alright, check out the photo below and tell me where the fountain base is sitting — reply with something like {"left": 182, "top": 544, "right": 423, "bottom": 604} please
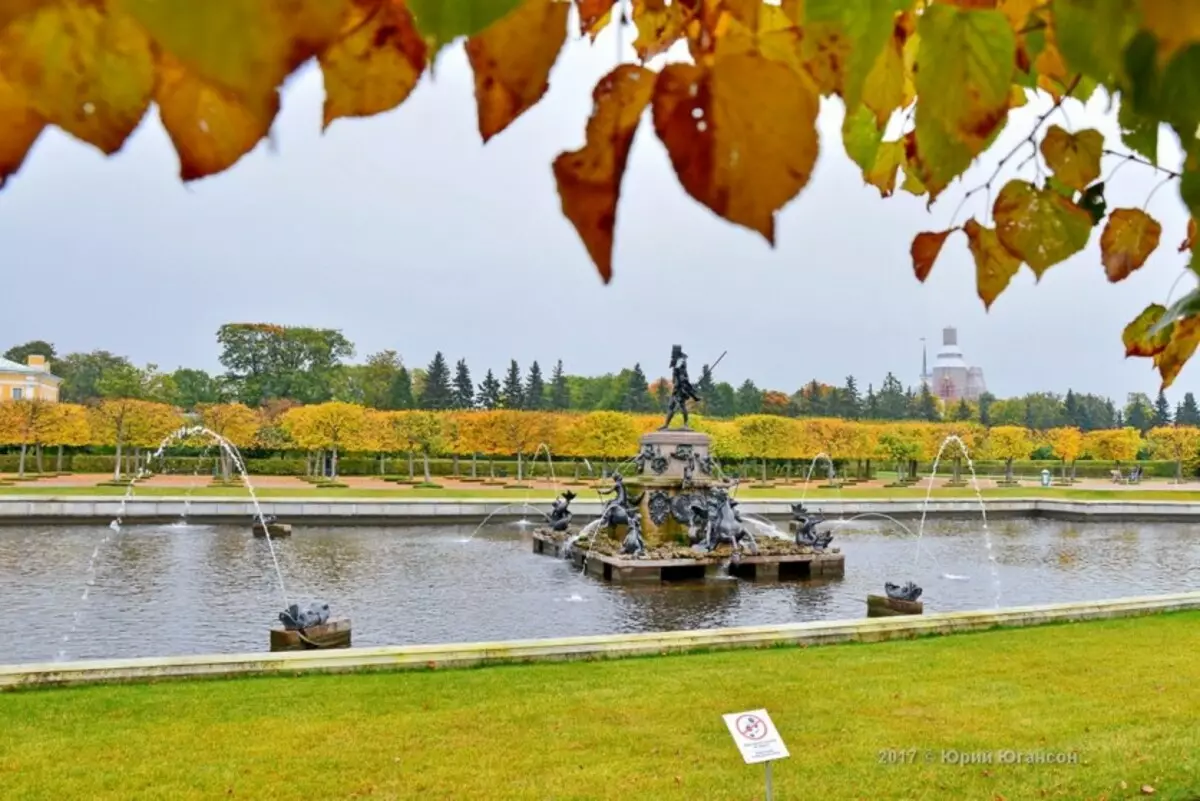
{"left": 866, "top": 595, "right": 924, "bottom": 617}
{"left": 269, "top": 618, "right": 352, "bottom": 651}
{"left": 533, "top": 530, "right": 844, "bottom": 583}
{"left": 253, "top": 521, "right": 292, "bottom": 538}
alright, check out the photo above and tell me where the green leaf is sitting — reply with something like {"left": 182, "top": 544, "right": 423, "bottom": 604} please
{"left": 1158, "top": 45, "right": 1200, "bottom": 146}
{"left": 841, "top": 104, "right": 882, "bottom": 172}
{"left": 1118, "top": 94, "right": 1159, "bottom": 163}
{"left": 405, "top": 0, "right": 524, "bottom": 50}
{"left": 915, "top": 5, "right": 1014, "bottom": 150}
{"left": 1124, "top": 303, "right": 1172, "bottom": 356}
{"left": 1045, "top": 175, "right": 1076, "bottom": 199}
{"left": 804, "top": 0, "right": 903, "bottom": 115}
{"left": 993, "top": 179, "right": 1093, "bottom": 278}
{"left": 1053, "top": 0, "right": 1139, "bottom": 87}
{"left": 1151, "top": 287, "right": 1200, "bottom": 336}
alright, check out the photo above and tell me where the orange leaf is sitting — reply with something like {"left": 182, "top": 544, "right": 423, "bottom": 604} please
{"left": 319, "top": 0, "right": 427, "bottom": 128}
{"left": 553, "top": 65, "right": 656, "bottom": 283}
{"left": 1154, "top": 317, "right": 1200, "bottom": 390}
{"left": 0, "top": 1, "right": 153, "bottom": 154}
{"left": 466, "top": 0, "right": 569, "bottom": 142}
{"left": 1179, "top": 218, "right": 1196, "bottom": 253}
{"left": 1100, "top": 208, "right": 1162, "bottom": 282}
{"left": 155, "top": 52, "right": 279, "bottom": 181}
{"left": 964, "top": 219, "right": 1020, "bottom": 310}
{"left": 632, "top": 0, "right": 694, "bottom": 62}
{"left": 1039, "top": 125, "right": 1104, "bottom": 192}
{"left": 578, "top": 0, "right": 615, "bottom": 38}
{"left": 1122, "top": 303, "right": 1171, "bottom": 358}
{"left": 0, "top": 71, "right": 43, "bottom": 187}
{"left": 911, "top": 230, "right": 956, "bottom": 283}
{"left": 653, "top": 53, "right": 820, "bottom": 244}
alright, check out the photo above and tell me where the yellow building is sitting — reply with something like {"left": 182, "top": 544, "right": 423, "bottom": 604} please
{"left": 0, "top": 355, "right": 61, "bottom": 401}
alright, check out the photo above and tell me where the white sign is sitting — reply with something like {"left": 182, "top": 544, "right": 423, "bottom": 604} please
{"left": 722, "top": 708, "right": 790, "bottom": 765}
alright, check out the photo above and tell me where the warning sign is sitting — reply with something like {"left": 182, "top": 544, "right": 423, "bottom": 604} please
{"left": 722, "top": 708, "right": 789, "bottom": 765}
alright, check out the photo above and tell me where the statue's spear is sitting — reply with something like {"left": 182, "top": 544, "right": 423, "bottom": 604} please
{"left": 708, "top": 350, "right": 728, "bottom": 375}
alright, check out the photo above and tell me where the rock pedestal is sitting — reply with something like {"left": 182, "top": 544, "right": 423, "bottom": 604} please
{"left": 269, "top": 618, "right": 352, "bottom": 651}
{"left": 626, "top": 428, "right": 719, "bottom": 547}
{"left": 866, "top": 596, "right": 924, "bottom": 617}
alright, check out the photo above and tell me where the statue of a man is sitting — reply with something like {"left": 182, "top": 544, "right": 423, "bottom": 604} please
{"left": 661, "top": 344, "right": 701, "bottom": 429}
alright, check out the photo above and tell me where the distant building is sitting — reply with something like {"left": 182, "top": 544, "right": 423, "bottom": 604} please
{"left": 920, "top": 327, "right": 986, "bottom": 403}
{"left": 0, "top": 355, "right": 61, "bottom": 401}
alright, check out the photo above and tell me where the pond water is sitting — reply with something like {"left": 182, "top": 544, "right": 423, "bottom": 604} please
{"left": 0, "top": 517, "right": 1197, "bottom": 665}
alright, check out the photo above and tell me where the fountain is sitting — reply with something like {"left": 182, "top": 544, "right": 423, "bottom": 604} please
{"left": 532, "top": 345, "right": 846, "bottom": 583}
{"left": 868, "top": 581, "right": 925, "bottom": 617}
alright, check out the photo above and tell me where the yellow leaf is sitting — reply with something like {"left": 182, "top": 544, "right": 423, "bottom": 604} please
{"left": 116, "top": 0, "right": 350, "bottom": 105}
{"left": 652, "top": 53, "right": 820, "bottom": 243}
{"left": 911, "top": 229, "right": 955, "bottom": 283}
{"left": 865, "top": 139, "right": 904, "bottom": 197}
{"left": 0, "top": 71, "right": 43, "bottom": 186}
{"left": 992, "top": 179, "right": 1092, "bottom": 278}
{"left": 1154, "top": 317, "right": 1200, "bottom": 390}
{"left": 1123, "top": 303, "right": 1171, "bottom": 357}
{"left": 0, "top": 1, "right": 153, "bottom": 154}
{"left": 1009, "top": 84, "right": 1028, "bottom": 108}
{"left": 700, "top": 2, "right": 802, "bottom": 73}
{"left": 964, "top": 218, "right": 1020, "bottom": 310}
{"left": 632, "top": 0, "right": 693, "bottom": 62}
{"left": 997, "top": 0, "right": 1038, "bottom": 29}
{"left": 1180, "top": 218, "right": 1197, "bottom": 253}
{"left": 155, "top": 52, "right": 279, "bottom": 181}
{"left": 466, "top": 0, "right": 568, "bottom": 142}
{"left": 1140, "top": 0, "right": 1200, "bottom": 65}
{"left": 860, "top": 17, "right": 908, "bottom": 126}
{"left": 0, "top": 0, "right": 40, "bottom": 32}
{"left": 1039, "top": 125, "right": 1103, "bottom": 192}
{"left": 1100, "top": 208, "right": 1162, "bottom": 282}
{"left": 578, "top": 0, "right": 615, "bottom": 38}
{"left": 319, "top": 0, "right": 427, "bottom": 128}
{"left": 553, "top": 65, "right": 656, "bottom": 283}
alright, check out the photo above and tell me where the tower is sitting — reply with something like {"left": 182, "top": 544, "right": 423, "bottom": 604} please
{"left": 919, "top": 337, "right": 930, "bottom": 388}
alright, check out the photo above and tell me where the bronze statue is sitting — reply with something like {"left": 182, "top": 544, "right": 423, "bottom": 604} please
{"left": 885, "top": 581, "right": 922, "bottom": 602}
{"left": 660, "top": 344, "right": 701, "bottom": 430}
{"left": 547, "top": 490, "right": 577, "bottom": 532}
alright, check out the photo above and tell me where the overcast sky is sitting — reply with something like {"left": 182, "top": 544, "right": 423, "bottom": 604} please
{"left": 0, "top": 27, "right": 1193, "bottom": 401}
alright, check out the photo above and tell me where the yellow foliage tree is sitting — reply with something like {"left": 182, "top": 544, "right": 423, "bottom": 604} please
{"left": 281, "top": 402, "right": 368, "bottom": 478}
{"left": 1083, "top": 428, "right": 1143, "bottom": 473}
{"left": 199, "top": 402, "right": 262, "bottom": 481}
{"left": 89, "top": 398, "right": 180, "bottom": 480}
{"left": 1045, "top": 427, "right": 1083, "bottom": 483}
{"left": 981, "top": 425, "right": 1033, "bottom": 484}
{"left": 571, "top": 411, "right": 638, "bottom": 470}
{"left": 391, "top": 410, "right": 443, "bottom": 483}
{"left": 0, "top": 399, "right": 57, "bottom": 476}
{"left": 1146, "top": 426, "right": 1200, "bottom": 483}
{"left": 735, "top": 414, "right": 795, "bottom": 483}
{"left": 41, "top": 403, "right": 91, "bottom": 474}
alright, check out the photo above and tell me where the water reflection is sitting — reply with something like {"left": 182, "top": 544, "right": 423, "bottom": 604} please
{"left": 0, "top": 517, "right": 1195, "bottom": 665}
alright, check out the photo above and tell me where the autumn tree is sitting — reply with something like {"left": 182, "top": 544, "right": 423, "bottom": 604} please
{"left": 89, "top": 399, "right": 180, "bottom": 479}
{"left": 0, "top": 399, "right": 57, "bottom": 476}
{"left": 391, "top": 410, "right": 443, "bottom": 483}
{"left": 1146, "top": 426, "right": 1200, "bottom": 483}
{"left": 735, "top": 415, "right": 795, "bottom": 482}
{"left": 570, "top": 411, "right": 638, "bottom": 470}
{"left": 1046, "top": 426, "right": 1084, "bottom": 483}
{"left": 981, "top": 425, "right": 1033, "bottom": 484}
{"left": 199, "top": 402, "right": 263, "bottom": 482}
{"left": 281, "top": 402, "right": 368, "bottom": 479}
{"left": 1083, "top": 428, "right": 1143, "bottom": 470}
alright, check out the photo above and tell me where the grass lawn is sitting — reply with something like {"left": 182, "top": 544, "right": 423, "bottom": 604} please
{"left": 2, "top": 613, "right": 1197, "bottom": 800}
{"left": 5, "top": 483, "right": 1200, "bottom": 502}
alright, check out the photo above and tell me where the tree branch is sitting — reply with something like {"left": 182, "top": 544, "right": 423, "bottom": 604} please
{"left": 1101, "top": 149, "right": 1182, "bottom": 180}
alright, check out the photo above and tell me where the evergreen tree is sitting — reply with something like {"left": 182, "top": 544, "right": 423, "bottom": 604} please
{"left": 418, "top": 351, "right": 453, "bottom": 409}
{"left": 549, "top": 359, "right": 570, "bottom": 410}
{"left": 1153, "top": 389, "right": 1172, "bottom": 427}
{"left": 978, "top": 392, "right": 994, "bottom": 427}
{"left": 524, "top": 361, "right": 545, "bottom": 409}
{"left": 903, "top": 387, "right": 917, "bottom": 419}
{"left": 1105, "top": 398, "right": 1118, "bottom": 429}
{"left": 1023, "top": 399, "right": 1035, "bottom": 430}
{"left": 735, "top": 379, "right": 763, "bottom": 415}
{"left": 709, "top": 382, "right": 736, "bottom": 417}
{"left": 954, "top": 398, "right": 972, "bottom": 420}
{"left": 841, "top": 376, "right": 861, "bottom": 419}
{"left": 624, "top": 363, "right": 652, "bottom": 412}
{"left": 386, "top": 366, "right": 413, "bottom": 410}
{"left": 1126, "top": 400, "right": 1149, "bottom": 432}
{"left": 918, "top": 385, "right": 940, "bottom": 421}
{"left": 452, "top": 358, "right": 474, "bottom": 409}
{"left": 1178, "top": 392, "right": 1200, "bottom": 425}
{"left": 877, "top": 373, "right": 907, "bottom": 419}
{"left": 1115, "top": 409, "right": 1125, "bottom": 428}
{"left": 501, "top": 360, "right": 524, "bottom": 409}
{"left": 805, "top": 379, "right": 825, "bottom": 416}
{"left": 697, "top": 364, "right": 715, "bottom": 396}
{"left": 1064, "top": 389, "right": 1080, "bottom": 426}
{"left": 864, "top": 384, "right": 879, "bottom": 419}
{"left": 477, "top": 369, "right": 501, "bottom": 409}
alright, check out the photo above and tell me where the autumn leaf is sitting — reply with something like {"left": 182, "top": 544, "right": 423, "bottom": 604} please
{"left": 1180, "top": 218, "right": 1196, "bottom": 253}
{"left": 993, "top": 180, "right": 1092, "bottom": 277}
{"left": 117, "top": 0, "right": 349, "bottom": 105}
{"left": 319, "top": 0, "right": 428, "bottom": 128}
{"left": 1054, "top": 0, "right": 1139, "bottom": 86}
{"left": 911, "top": 229, "right": 955, "bottom": 283}
{"left": 964, "top": 218, "right": 1021, "bottom": 309}
{"left": 858, "top": 10, "right": 915, "bottom": 126}
{"left": 632, "top": 0, "right": 694, "bottom": 62}
{"left": 578, "top": 0, "right": 615, "bottom": 38}
{"left": 653, "top": 53, "right": 819, "bottom": 244}
{"left": 842, "top": 104, "right": 902, "bottom": 197}
{"left": 466, "top": 0, "right": 568, "bottom": 142}
{"left": 553, "top": 65, "right": 655, "bottom": 283}
{"left": 1154, "top": 317, "right": 1200, "bottom": 389}
{"left": 1123, "top": 303, "right": 1172, "bottom": 357}
{"left": 0, "top": 71, "right": 43, "bottom": 186}
{"left": 800, "top": 1, "right": 905, "bottom": 116}
{"left": 154, "top": 52, "right": 279, "bottom": 181}
{"left": 1039, "top": 125, "right": 1103, "bottom": 192}
{"left": 1139, "top": 0, "right": 1200, "bottom": 66}
{"left": 1100, "top": 208, "right": 1162, "bottom": 282}
{"left": 698, "top": 2, "right": 801, "bottom": 73}
{"left": 0, "top": 2, "right": 154, "bottom": 154}
{"left": 1119, "top": 95, "right": 1159, "bottom": 163}
{"left": 405, "top": 0, "right": 525, "bottom": 50}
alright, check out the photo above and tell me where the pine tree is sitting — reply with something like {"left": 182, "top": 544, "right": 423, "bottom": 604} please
{"left": 501, "top": 360, "right": 524, "bottom": 409}
{"left": 1153, "top": 389, "right": 1172, "bottom": 427}
{"left": 1064, "top": 389, "right": 1080, "bottom": 426}
{"left": 419, "top": 351, "right": 453, "bottom": 409}
{"left": 1126, "top": 401, "right": 1148, "bottom": 432}
{"left": 903, "top": 387, "right": 917, "bottom": 419}
{"left": 386, "top": 366, "right": 413, "bottom": 410}
{"left": 954, "top": 398, "right": 972, "bottom": 420}
{"left": 477, "top": 369, "right": 501, "bottom": 409}
{"left": 841, "top": 376, "right": 861, "bottom": 419}
{"left": 978, "top": 392, "right": 993, "bottom": 426}
{"left": 918, "top": 385, "right": 940, "bottom": 421}
{"left": 865, "top": 384, "right": 879, "bottom": 419}
{"left": 452, "top": 359, "right": 474, "bottom": 409}
{"left": 696, "top": 364, "right": 715, "bottom": 414}
{"left": 805, "top": 379, "right": 825, "bottom": 416}
{"left": 735, "top": 379, "right": 762, "bottom": 415}
{"left": 1178, "top": 392, "right": 1200, "bottom": 425}
{"left": 877, "top": 373, "right": 906, "bottom": 419}
{"left": 524, "top": 361, "right": 545, "bottom": 409}
{"left": 624, "top": 363, "right": 651, "bottom": 412}
{"left": 549, "top": 359, "right": 570, "bottom": 410}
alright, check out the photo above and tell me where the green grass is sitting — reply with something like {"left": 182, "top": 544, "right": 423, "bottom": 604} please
{"left": 3, "top": 483, "right": 1200, "bottom": 502}
{"left": 2, "top": 613, "right": 1198, "bottom": 800}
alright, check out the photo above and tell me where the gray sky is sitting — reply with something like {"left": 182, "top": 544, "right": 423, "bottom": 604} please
{"left": 0, "top": 30, "right": 1193, "bottom": 401}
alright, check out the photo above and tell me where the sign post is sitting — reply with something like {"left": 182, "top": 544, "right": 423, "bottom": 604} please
{"left": 722, "top": 708, "right": 789, "bottom": 800}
